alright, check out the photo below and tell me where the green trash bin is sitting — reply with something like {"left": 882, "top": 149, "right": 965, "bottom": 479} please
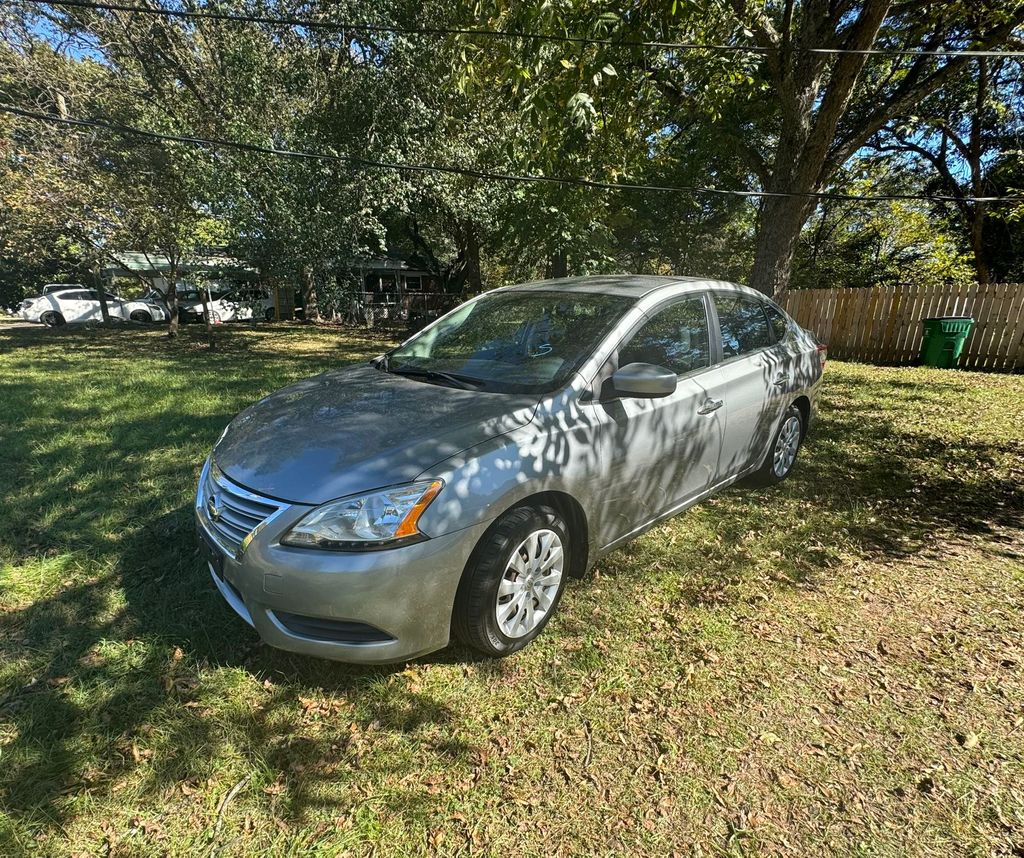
{"left": 919, "top": 316, "right": 974, "bottom": 368}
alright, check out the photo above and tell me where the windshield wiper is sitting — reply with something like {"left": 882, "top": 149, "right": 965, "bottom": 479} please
{"left": 387, "top": 366, "right": 484, "bottom": 390}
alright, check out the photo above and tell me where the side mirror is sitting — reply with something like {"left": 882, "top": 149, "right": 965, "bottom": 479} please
{"left": 611, "top": 362, "right": 677, "bottom": 399}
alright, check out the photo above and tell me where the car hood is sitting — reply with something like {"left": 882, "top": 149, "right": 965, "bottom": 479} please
{"left": 213, "top": 364, "right": 539, "bottom": 505}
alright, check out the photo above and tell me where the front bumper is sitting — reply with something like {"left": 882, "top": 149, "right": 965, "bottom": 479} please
{"left": 195, "top": 463, "right": 487, "bottom": 663}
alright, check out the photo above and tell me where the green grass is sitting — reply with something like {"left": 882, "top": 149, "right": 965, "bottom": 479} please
{"left": 1, "top": 322, "right": 1022, "bottom": 856}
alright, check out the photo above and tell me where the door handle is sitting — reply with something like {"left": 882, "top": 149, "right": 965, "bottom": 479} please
{"left": 698, "top": 398, "right": 724, "bottom": 415}
{"left": 773, "top": 375, "right": 791, "bottom": 386}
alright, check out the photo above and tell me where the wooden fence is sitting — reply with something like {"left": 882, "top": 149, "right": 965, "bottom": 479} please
{"left": 781, "top": 283, "right": 1024, "bottom": 370}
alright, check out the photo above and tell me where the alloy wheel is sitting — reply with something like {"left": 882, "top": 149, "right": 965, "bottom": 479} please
{"left": 495, "top": 528, "right": 564, "bottom": 638}
{"left": 773, "top": 415, "right": 801, "bottom": 477}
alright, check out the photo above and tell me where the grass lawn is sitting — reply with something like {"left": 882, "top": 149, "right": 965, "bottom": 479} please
{"left": 1, "top": 322, "right": 1022, "bottom": 857}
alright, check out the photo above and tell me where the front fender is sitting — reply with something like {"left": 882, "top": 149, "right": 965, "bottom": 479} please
{"left": 415, "top": 394, "right": 602, "bottom": 562}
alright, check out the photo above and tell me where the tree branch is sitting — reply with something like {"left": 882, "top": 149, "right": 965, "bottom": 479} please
{"left": 826, "top": 13, "right": 1024, "bottom": 173}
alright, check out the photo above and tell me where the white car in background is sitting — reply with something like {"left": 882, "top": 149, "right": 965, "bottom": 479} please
{"left": 193, "top": 288, "right": 275, "bottom": 323}
{"left": 17, "top": 287, "right": 170, "bottom": 326}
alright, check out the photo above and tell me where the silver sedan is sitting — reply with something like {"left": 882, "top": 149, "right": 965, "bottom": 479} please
{"left": 196, "top": 275, "right": 824, "bottom": 662}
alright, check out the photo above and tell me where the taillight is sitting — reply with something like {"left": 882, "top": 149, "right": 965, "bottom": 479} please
{"left": 816, "top": 343, "right": 828, "bottom": 369}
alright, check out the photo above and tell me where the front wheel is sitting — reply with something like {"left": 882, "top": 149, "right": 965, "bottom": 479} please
{"left": 129, "top": 309, "right": 152, "bottom": 323}
{"left": 453, "top": 505, "right": 570, "bottom": 657}
{"left": 748, "top": 404, "right": 804, "bottom": 486}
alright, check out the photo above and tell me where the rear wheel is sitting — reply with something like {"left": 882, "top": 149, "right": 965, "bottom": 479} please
{"left": 748, "top": 404, "right": 804, "bottom": 486}
{"left": 453, "top": 505, "right": 569, "bottom": 657}
{"left": 40, "top": 311, "right": 65, "bottom": 327}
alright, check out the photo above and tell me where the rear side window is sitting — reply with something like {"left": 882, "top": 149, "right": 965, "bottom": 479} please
{"left": 619, "top": 296, "right": 711, "bottom": 375}
{"left": 715, "top": 294, "right": 772, "bottom": 358}
{"left": 764, "top": 302, "right": 791, "bottom": 342}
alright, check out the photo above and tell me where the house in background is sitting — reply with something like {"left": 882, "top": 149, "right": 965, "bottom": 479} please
{"left": 350, "top": 254, "right": 454, "bottom": 322}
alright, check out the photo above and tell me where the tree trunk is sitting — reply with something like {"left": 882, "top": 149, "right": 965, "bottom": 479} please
{"left": 166, "top": 267, "right": 180, "bottom": 338}
{"left": 301, "top": 264, "right": 320, "bottom": 322}
{"left": 94, "top": 265, "right": 111, "bottom": 322}
{"left": 198, "top": 282, "right": 216, "bottom": 349}
{"left": 969, "top": 204, "right": 991, "bottom": 286}
{"left": 748, "top": 193, "right": 818, "bottom": 299}
{"left": 549, "top": 250, "right": 568, "bottom": 279}
{"left": 463, "top": 230, "right": 482, "bottom": 294}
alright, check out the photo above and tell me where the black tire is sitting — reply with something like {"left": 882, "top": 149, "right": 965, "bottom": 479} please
{"left": 748, "top": 403, "right": 804, "bottom": 487}
{"left": 129, "top": 309, "right": 152, "bottom": 323}
{"left": 453, "top": 504, "right": 570, "bottom": 657}
{"left": 264, "top": 307, "right": 276, "bottom": 322}
{"left": 41, "top": 311, "right": 65, "bottom": 327}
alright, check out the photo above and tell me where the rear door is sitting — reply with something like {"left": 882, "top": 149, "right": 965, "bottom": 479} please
{"left": 703, "top": 292, "right": 786, "bottom": 479}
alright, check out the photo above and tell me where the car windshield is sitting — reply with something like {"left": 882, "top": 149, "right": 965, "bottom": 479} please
{"left": 386, "top": 290, "right": 634, "bottom": 394}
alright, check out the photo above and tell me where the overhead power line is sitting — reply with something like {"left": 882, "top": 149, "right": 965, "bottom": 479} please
{"left": 3, "top": 104, "right": 1024, "bottom": 205}
{"left": 19, "top": 0, "right": 1024, "bottom": 58}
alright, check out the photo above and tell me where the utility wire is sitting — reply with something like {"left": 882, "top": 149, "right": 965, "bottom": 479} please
{"left": 3, "top": 104, "right": 1024, "bottom": 204}
{"left": 18, "top": 0, "right": 1024, "bottom": 58}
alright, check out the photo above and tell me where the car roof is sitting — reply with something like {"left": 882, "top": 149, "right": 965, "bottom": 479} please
{"left": 497, "top": 274, "right": 762, "bottom": 299}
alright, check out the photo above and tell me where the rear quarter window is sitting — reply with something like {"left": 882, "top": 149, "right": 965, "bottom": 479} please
{"left": 763, "top": 303, "right": 791, "bottom": 342}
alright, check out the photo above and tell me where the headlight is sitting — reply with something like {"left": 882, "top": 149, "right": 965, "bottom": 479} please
{"left": 281, "top": 480, "right": 444, "bottom": 550}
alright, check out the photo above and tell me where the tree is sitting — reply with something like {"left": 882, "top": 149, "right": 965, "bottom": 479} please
{"left": 871, "top": 52, "right": 1024, "bottom": 284}
{"left": 463, "top": 1, "right": 1024, "bottom": 296}
{"left": 720, "top": 1, "right": 1024, "bottom": 296}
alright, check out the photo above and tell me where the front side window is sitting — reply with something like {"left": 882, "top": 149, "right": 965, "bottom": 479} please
{"left": 715, "top": 294, "right": 772, "bottom": 358}
{"left": 618, "top": 296, "right": 711, "bottom": 375}
{"left": 387, "top": 290, "right": 634, "bottom": 394}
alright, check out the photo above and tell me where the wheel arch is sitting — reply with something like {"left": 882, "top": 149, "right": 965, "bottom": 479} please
{"left": 791, "top": 395, "right": 811, "bottom": 438}
{"left": 463, "top": 490, "right": 591, "bottom": 581}
{"left": 514, "top": 490, "right": 590, "bottom": 578}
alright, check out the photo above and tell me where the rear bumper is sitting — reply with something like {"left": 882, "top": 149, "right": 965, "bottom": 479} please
{"left": 195, "top": 490, "right": 487, "bottom": 664}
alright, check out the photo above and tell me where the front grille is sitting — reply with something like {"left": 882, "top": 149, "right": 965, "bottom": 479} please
{"left": 201, "top": 462, "right": 284, "bottom": 553}
{"left": 273, "top": 611, "right": 395, "bottom": 644}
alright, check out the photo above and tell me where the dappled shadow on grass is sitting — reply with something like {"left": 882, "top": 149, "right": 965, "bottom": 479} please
{"left": 0, "top": 501, "right": 481, "bottom": 831}
{"left": 0, "top": 325, "right": 450, "bottom": 832}
{"left": 798, "top": 372, "right": 1023, "bottom": 547}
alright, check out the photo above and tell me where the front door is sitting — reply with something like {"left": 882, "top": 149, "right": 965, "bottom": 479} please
{"left": 583, "top": 294, "right": 724, "bottom": 548}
